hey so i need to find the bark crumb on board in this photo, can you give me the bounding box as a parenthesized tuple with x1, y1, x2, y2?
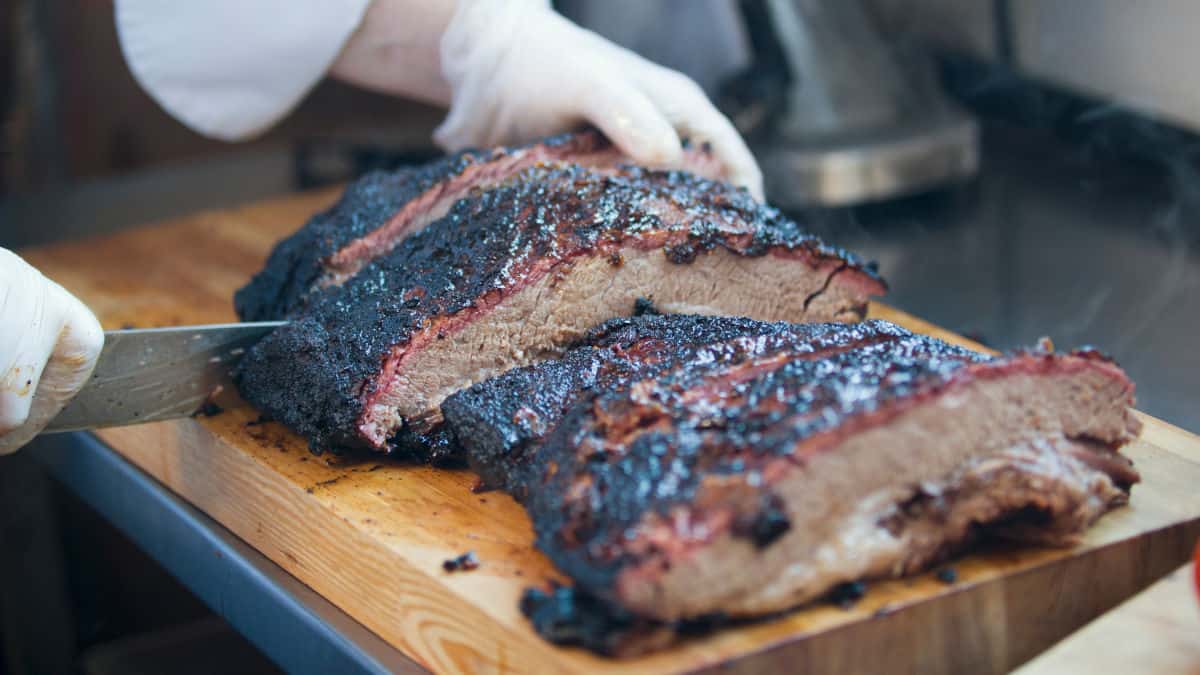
(191, 386, 226, 418)
(936, 567, 959, 584)
(828, 581, 867, 609)
(443, 551, 480, 573)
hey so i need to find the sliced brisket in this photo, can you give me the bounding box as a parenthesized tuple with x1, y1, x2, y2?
(443, 316, 1140, 654)
(236, 162, 883, 455)
(443, 315, 908, 492)
(234, 131, 725, 321)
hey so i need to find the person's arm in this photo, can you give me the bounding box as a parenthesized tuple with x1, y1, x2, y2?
(117, 0, 762, 196)
(0, 249, 104, 454)
(115, 0, 374, 141)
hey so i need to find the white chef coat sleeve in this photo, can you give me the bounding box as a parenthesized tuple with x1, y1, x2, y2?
(115, 0, 373, 141)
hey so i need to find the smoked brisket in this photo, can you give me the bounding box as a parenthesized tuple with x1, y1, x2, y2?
(442, 316, 1141, 654)
(234, 131, 724, 322)
(235, 160, 883, 456)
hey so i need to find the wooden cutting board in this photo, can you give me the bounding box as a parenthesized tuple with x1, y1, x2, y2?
(21, 190, 1200, 675)
(1015, 561, 1200, 675)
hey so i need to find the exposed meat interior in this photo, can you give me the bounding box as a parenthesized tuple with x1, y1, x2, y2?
(235, 163, 883, 457)
(440, 315, 1140, 654)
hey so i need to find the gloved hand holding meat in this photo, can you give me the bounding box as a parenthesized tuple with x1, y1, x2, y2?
(428, 0, 763, 197)
(0, 249, 104, 454)
(116, 0, 762, 197)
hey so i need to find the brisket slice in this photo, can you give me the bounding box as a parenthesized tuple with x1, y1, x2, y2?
(443, 315, 909, 491)
(235, 164, 884, 455)
(445, 316, 1140, 655)
(234, 131, 725, 321)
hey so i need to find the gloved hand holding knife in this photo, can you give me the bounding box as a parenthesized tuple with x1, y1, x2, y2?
(0, 249, 104, 454)
(1, 247, 284, 452)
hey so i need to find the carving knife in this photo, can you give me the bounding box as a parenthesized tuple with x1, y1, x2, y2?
(42, 321, 286, 433)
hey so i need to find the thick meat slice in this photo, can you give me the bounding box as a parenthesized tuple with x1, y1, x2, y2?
(234, 131, 724, 321)
(533, 332, 1139, 620)
(453, 318, 1140, 654)
(443, 315, 909, 491)
(235, 164, 884, 455)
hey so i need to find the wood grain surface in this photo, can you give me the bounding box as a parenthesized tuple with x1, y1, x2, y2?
(1015, 561, 1200, 675)
(21, 189, 1200, 674)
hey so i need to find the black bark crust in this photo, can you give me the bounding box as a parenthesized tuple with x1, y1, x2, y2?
(234, 132, 611, 322)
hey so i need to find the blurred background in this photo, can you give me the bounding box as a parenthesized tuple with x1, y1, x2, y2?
(1, 1, 1198, 672)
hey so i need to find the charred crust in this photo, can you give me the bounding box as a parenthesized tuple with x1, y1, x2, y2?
(828, 581, 867, 609)
(388, 425, 463, 466)
(519, 584, 731, 657)
(442, 550, 480, 572)
(192, 387, 226, 418)
(663, 243, 698, 264)
(735, 493, 791, 548)
(520, 584, 639, 655)
(632, 297, 659, 317)
(192, 399, 224, 418)
(1070, 345, 1120, 365)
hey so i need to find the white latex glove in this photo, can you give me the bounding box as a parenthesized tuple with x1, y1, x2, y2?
(0, 249, 104, 454)
(434, 0, 764, 199)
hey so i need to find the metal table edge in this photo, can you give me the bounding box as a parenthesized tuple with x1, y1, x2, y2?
(27, 431, 427, 675)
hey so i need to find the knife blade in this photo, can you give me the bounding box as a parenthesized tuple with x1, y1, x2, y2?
(43, 321, 286, 433)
